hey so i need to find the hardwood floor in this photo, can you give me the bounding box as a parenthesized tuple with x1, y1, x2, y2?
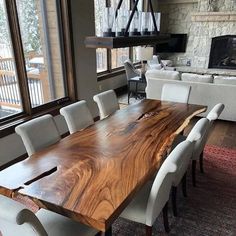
(187, 118, 236, 149)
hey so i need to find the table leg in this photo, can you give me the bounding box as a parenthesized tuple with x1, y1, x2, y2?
(105, 226, 112, 236)
(135, 81, 138, 99)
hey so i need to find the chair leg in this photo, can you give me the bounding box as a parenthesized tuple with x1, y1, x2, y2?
(128, 81, 131, 104)
(200, 151, 204, 173)
(135, 81, 138, 100)
(145, 225, 152, 236)
(192, 160, 197, 187)
(163, 202, 170, 233)
(104, 226, 112, 236)
(182, 172, 187, 197)
(171, 186, 177, 217)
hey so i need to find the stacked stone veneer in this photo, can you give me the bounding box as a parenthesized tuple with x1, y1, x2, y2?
(159, 0, 236, 68)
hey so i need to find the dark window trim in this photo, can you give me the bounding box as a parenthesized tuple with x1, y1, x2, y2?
(0, 99, 74, 138)
(97, 68, 126, 81)
(97, 61, 141, 81)
(0, 0, 76, 137)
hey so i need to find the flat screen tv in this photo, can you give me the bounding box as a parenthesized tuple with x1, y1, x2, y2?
(155, 34, 187, 53)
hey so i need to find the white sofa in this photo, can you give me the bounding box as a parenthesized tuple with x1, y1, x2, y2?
(145, 70, 236, 122)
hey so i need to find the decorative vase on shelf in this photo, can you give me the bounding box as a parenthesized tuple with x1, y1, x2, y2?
(141, 12, 152, 35)
(116, 9, 129, 37)
(102, 7, 116, 37)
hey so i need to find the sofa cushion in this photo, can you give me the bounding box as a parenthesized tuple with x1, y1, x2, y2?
(181, 73, 213, 83)
(214, 76, 236, 85)
(145, 69, 180, 81)
(148, 64, 162, 70)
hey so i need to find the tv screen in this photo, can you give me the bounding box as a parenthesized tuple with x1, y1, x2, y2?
(155, 34, 187, 53)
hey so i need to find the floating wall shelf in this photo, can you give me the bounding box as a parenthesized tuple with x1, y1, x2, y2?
(84, 34, 171, 49)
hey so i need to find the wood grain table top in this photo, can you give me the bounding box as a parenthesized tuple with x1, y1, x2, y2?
(0, 99, 206, 231)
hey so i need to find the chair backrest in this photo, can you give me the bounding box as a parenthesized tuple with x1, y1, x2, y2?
(169, 139, 197, 187)
(124, 59, 140, 80)
(161, 83, 191, 103)
(199, 103, 225, 153)
(186, 118, 210, 161)
(60, 100, 94, 134)
(207, 103, 225, 124)
(15, 114, 61, 156)
(146, 140, 194, 226)
(145, 161, 176, 226)
(0, 195, 48, 236)
(93, 90, 119, 119)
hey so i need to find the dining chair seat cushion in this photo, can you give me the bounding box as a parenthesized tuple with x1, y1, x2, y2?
(60, 100, 94, 134)
(120, 183, 152, 225)
(36, 209, 98, 236)
(129, 76, 141, 81)
(161, 83, 191, 103)
(15, 114, 61, 156)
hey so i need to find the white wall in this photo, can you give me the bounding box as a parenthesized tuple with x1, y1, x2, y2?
(0, 0, 127, 166)
(98, 74, 127, 91)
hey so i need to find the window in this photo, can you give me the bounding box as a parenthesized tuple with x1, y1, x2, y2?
(0, 0, 75, 128)
(111, 48, 129, 69)
(94, 0, 108, 73)
(94, 0, 143, 75)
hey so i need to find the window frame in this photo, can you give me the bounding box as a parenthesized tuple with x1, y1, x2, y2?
(96, 0, 143, 78)
(0, 0, 76, 137)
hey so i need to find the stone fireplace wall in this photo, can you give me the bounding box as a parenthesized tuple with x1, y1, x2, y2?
(158, 0, 236, 68)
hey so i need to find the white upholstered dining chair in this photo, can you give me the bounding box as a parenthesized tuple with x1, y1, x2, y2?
(124, 59, 145, 104)
(60, 100, 94, 134)
(161, 83, 191, 103)
(198, 103, 225, 173)
(0, 195, 98, 236)
(124, 59, 140, 79)
(170, 122, 205, 216)
(119, 140, 194, 235)
(93, 90, 119, 119)
(172, 118, 210, 187)
(15, 114, 61, 156)
(172, 104, 224, 187)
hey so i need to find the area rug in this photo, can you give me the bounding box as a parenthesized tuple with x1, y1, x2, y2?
(112, 145, 236, 235)
(1, 145, 236, 236)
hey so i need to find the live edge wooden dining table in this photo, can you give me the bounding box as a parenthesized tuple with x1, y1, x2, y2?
(0, 99, 206, 233)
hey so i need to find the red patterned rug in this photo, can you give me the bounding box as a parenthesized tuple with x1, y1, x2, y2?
(1, 145, 236, 235)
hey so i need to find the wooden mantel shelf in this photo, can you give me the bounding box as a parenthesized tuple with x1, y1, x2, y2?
(192, 11, 236, 22)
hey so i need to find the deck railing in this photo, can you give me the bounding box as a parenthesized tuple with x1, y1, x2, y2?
(0, 57, 46, 109)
